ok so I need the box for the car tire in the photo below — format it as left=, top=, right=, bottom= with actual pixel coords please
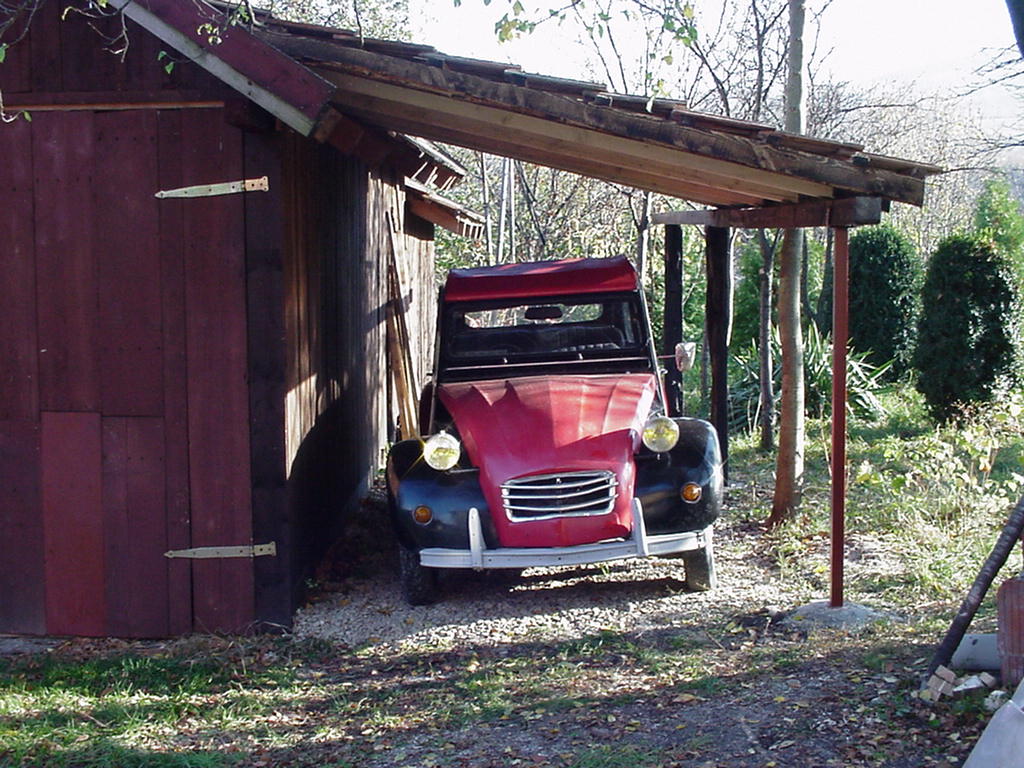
left=398, top=544, right=439, bottom=605
left=683, top=539, right=717, bottom=592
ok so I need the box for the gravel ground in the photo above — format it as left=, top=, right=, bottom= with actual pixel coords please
left=289, top=495, right=981, bottom=768
left=293, top=491, right=817, bottom=654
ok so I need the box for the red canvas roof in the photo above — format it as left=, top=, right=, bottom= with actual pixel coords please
left=443, top=256, right=638, bottom=303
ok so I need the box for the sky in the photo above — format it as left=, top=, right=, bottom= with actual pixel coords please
left=408, top=0, right=1021, bottom=134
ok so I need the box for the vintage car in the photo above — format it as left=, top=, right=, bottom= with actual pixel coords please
left=386, top=256, right=723, bottom=604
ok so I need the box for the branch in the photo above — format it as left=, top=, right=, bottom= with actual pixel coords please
left=833, top=99, right=927, bottom=114
left=513, top=160, right=548, bottom=252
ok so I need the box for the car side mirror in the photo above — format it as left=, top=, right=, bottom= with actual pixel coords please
left=675, top=342, right=696, bottom=372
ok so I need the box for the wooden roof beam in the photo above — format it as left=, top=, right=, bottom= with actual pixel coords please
left=321, top=80, right=826, bottom=207
left=405, top=178, right=484, bottom=239
left=321, top=71, right=830, bottom=200
left=280, top=38, right=929, bottom=204
left=109, top=0, right=336, bottom=136
left=336, top=106, right=775, bottom=206
left=652, top=197, right=887, bottom=229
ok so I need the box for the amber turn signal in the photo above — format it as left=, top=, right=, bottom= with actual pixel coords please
left=413, top=505, right=433, bottom=524
left=680, top=483, right=702, bottom=503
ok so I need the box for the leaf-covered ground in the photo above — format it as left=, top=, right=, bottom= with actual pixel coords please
left=0, top=508, right=994, bottom=767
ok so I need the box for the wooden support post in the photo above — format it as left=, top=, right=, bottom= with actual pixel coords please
left=705, top=226, right=731, bottom=482
left=831, top=226, right=849, bottom=608
left=663, top=224, right=684, bottom=417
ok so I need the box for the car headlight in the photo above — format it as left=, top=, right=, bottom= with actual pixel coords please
left=422, top=431, right=461, bottom=471
left=642, top=415, right=679, bottom=452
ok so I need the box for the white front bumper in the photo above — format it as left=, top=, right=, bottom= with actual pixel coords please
left=418, top=499, right=711, bottom=570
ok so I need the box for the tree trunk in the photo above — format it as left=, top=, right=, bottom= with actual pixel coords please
left=479, top=152, right=494, bottom=264
left=769, top=229, right=805, bottom=526
left=816, top=227, right=834, bottom=336
left=784, top=0, right=806, bottom=135
left=757, top=230, right=775, bottom=452
left=800, top=235, right=815, bottom=328
left=701, top=319, right=709, bottom=416
left=509, top=159, right=517, bottom=263
left=705, top=227, right=732, bottom=483
left=769, top=0, right=806, bottom=526
left=635, top=190, right=653, bottom=286
left=496, top=158, right=508, bottom=264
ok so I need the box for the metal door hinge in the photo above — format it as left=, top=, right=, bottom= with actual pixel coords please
left=164, top=542, right=277, bottom=559
left=155, top=176, right=269, bottom=199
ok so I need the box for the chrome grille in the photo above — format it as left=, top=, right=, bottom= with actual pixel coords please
left=502, top=470, right=618, bottom=521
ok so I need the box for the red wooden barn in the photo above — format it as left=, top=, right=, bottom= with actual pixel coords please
left=0, top=0, right=937, bottom=638
left=0, top=0, right=480, bottom=636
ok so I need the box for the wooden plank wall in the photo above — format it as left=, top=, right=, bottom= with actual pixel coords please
left=0, top=105, right=257, bottom=637
left=0, top=5, right=437, bottom=633
left=180, top=112, right=255, bottom=634
left=0, top=118, right=45, bottom=634
left=0, top=3, right=223, bottom=100
left=282, top=142, right=436, bottom=600
left=245, top=131, right=290, bottom=631
left=399, top=211, right=438, bottom=406
left=0, top=6, right=264, bottom=634
left=284, top=139, right=385, bottom=598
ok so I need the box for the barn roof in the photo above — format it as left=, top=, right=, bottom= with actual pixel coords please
left=107, top=0, right=941, bottom=210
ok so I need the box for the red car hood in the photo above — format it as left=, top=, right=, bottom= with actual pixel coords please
left=438, top=374, right=657, bottom=547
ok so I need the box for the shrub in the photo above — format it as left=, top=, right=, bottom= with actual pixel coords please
left=848, top=224, right=921, bottom=378
left=914, top=233, right=1020, bottom=422
left=974, top=176, right=1024, bottom=289
left=729, top=324, right=889, bottom=432
left=730, top=236, right=766, bottom=353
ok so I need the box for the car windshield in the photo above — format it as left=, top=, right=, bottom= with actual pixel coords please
left=440, top=293, right=649, bottom=372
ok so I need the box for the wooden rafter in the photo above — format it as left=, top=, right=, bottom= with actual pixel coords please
left=318, top=71, right=835, bottom=205
left=404, top=178, right=485, bottom=239
left=652, top=197, right=886, bottom=229
left=107, top=0, right=336, bottom=135
left=258, top=31, right=932, bottom=206
left=327, top=106, right=773, bottom=207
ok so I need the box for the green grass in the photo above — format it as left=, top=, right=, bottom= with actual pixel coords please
left=2, top=384, right=1020, bottom=766
left=0, top=645, right=304, bottom=767
left=732, top=384, right=1024, bottom=610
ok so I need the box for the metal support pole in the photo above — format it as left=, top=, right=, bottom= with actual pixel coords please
left=830, top=226, right=849, bottom=608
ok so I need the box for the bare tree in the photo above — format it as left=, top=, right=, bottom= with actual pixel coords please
left=267, top=0, right=409, bottom=37
left=437, top=148, right=639, bottom=271
left=768, top=0, right=806, bottom=527
left=756, top=229, right=778, bottom=450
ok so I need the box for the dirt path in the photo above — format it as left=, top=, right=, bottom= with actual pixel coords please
left=285, top=495, right=981, bottom=767
left=1, top=489, right=984, bottom=767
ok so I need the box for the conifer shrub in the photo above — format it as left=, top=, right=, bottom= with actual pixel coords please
left=848, top=224, right=920, bottom=378
left=729, top=238, right=766, bottom=353
left=914, top=233, right=1020, bottom=422
left=974, top=176, right=1024, bottom=289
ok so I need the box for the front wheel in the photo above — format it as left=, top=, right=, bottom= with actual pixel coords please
left=398, top=544, right=439, bottom=605
left=682, top=538, right=717, bottom=592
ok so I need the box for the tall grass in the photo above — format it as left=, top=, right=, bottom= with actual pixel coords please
left=729, top=325, right=890, bottom=433
left=733, top=386, right=1024, bottom=608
